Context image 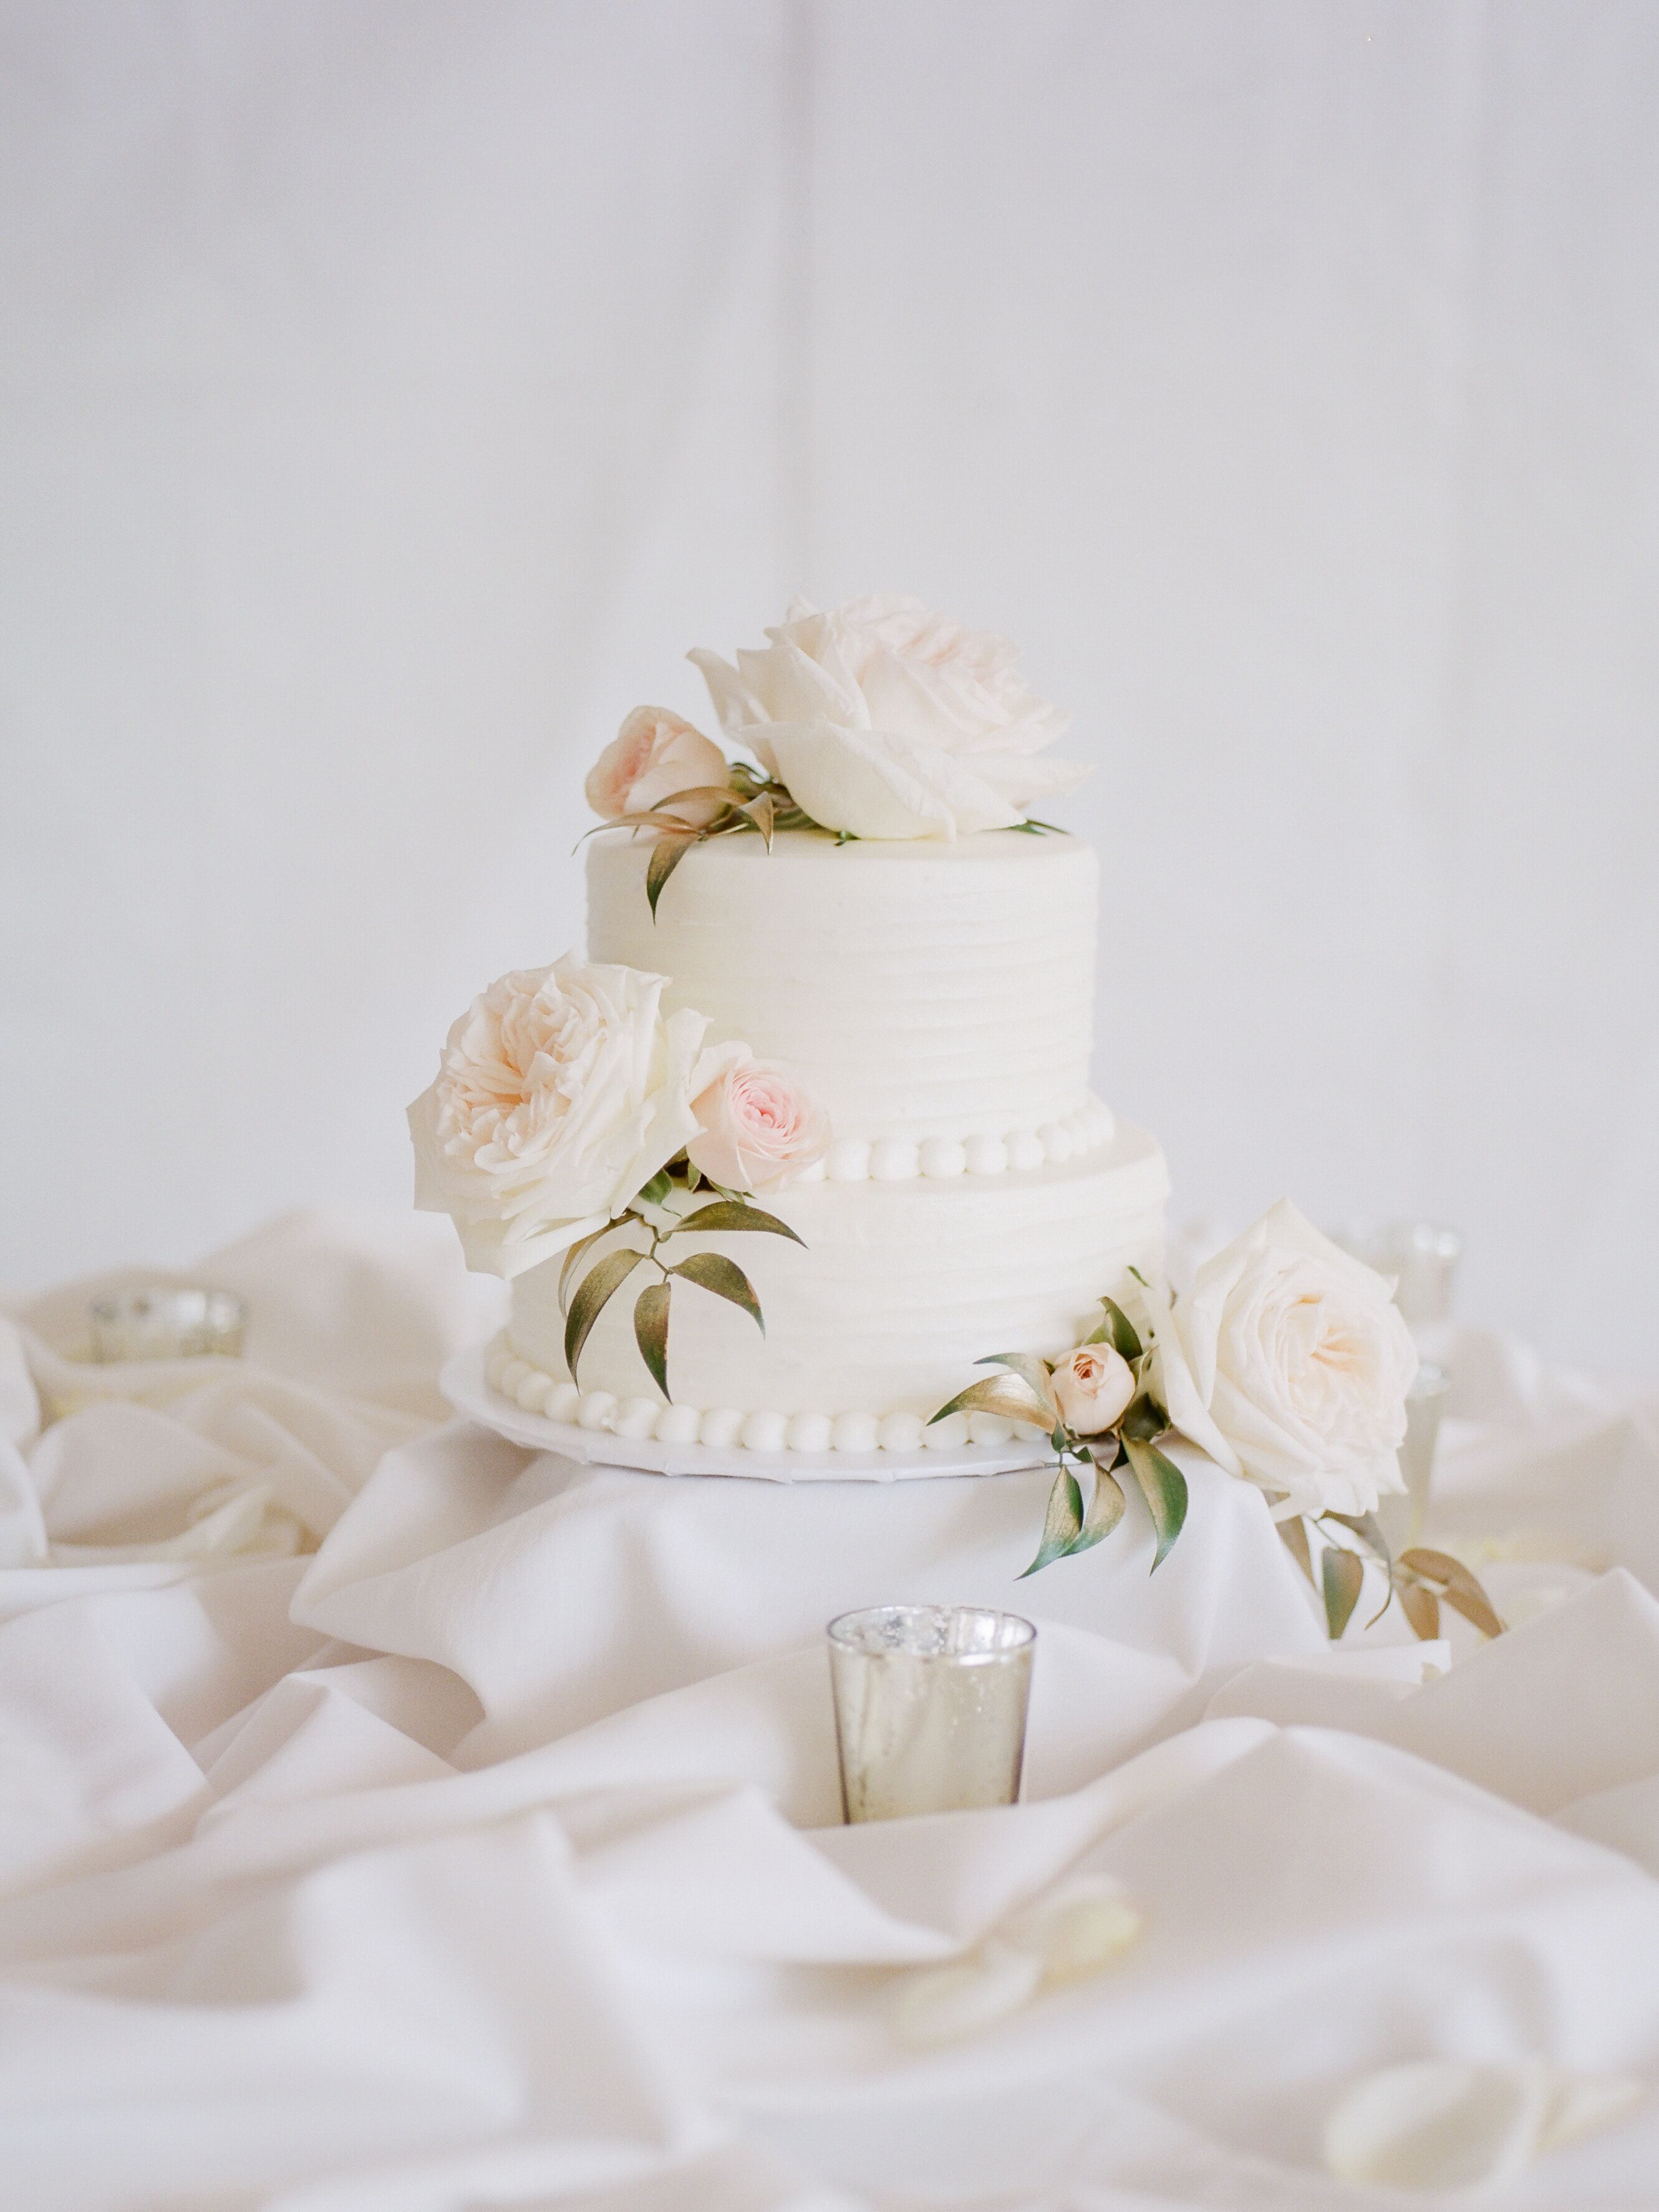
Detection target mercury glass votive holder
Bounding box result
[826,1604,1036,1825]
[88,1288,248,1364]
[1330,1221,1463,1331]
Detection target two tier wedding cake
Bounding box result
[519,825,1168,1448]
[414,595,1459,1619]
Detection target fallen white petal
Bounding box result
[889,1941,1042,2049]
[1538,2072,1646,2151]
[999,1875,1144,1986]
[1324,2060,1551,2193]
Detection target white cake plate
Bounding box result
[439,1344,1052,1485]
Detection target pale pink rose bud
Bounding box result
[585,706,732,830]
[1050,1344,1136,1436]
[686,1059,831,1193]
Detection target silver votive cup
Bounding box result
[1379,1361,1451,1552]
[1331,1220,1462,1331]
[826,1604,1036,1824]
[89,1288,248,1363]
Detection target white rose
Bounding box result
[1146,1201,1418,1518]
[585,706,732,830]
[1050,1343,1136,1435]
[687,1057,831,1192]
[409,956,721,1279]
[688,594,1086,841]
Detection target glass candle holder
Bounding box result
[826,1604,1036,1824]
[1330,1221,1462,1331]
[1378,1361,1451,1552]
[88,1288,248,1364]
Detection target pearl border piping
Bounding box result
[483,1336,1018,1455]
[796,1098,1113,1185]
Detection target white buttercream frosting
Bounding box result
[499,815,1168,1442]
[586,828,1099,1145]
[506,1122,1168,1423]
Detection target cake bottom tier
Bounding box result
[501,1122,1169,1453]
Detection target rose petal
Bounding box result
[767,720,1023,841]
[889,1941,1043,2049]
[1324,2060,1552,2193]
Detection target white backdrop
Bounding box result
[3,1,1657,1372]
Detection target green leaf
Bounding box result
[1323,1509,1391,1574]
[974,1352,1056,1410]
[665,1198,806,1248]
[1322,1544,1365,1641]
[632,1279,672,1397]
[930,1372,1055,1430]
[559,1224,617,1314]
[1398,1579,1441,1641]
[834,828,856,846]
[1278,1513,1317,1586]
[667,1251,765,1334]
[741,792,776,847]
[646,833,697,919]
[564,1248,646,1383]
[1018,1467,1085,1577]
[1323,1509,1395,1627]
[1118,1392,1169,1444]
[635,1169,674,1210]
[1400,1548,1505,1639]
[607,801,720,835]
[1086,1296,1143,1363]
[1066,1460,1126,1555]
[1123,1437,1189,1569]
[656,784,739,818]
[1439,1584,1506,1640]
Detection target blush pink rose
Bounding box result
[687,1059,831,1192]
[1050,1344,1136,1435]
[585,706,732,830]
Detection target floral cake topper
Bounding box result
[584,595,1088,911]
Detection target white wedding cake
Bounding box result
[413,604,1438,1603]
[503,828,1169,1448]
[409,595,1168,1457]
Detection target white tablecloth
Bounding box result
[4,1215,1659,2210]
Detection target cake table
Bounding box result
[2,1216,1658,2210]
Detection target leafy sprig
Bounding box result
[559,1164,805,1399]
[585,763,834,918]
[930,1295,1189,1579]
[1279,1514,1504,1644]
[594,762,1066,916]
[933,1294,1506,1644]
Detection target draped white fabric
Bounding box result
[3,2,1658,1369]
[4,1214,1659,2206]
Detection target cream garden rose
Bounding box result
[689,594,1086,841]
[687,1057,830,1193]
[409,956,721,1278]
[585,706,732,830]
[1050,1343,1136,1436]
[1146,1201,1418,1518]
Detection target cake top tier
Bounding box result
[586,827,1099,1147]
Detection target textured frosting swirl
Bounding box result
[585,828,1098,1144]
